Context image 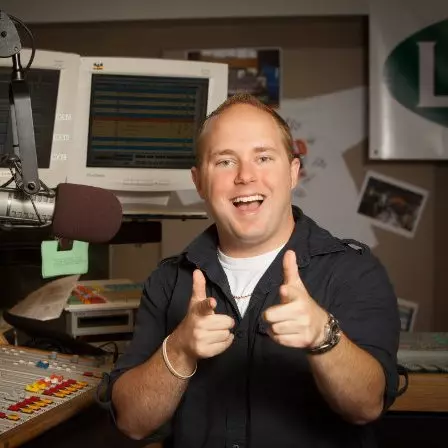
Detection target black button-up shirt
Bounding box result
[99,206,400,448]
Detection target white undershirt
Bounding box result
[217,245,285,317]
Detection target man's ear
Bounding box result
[191,166,205,199]
[290,157,300,189]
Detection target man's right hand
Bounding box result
[170,269,235,361]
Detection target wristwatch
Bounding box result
[307,313,342,355]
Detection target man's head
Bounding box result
[195,93,295,167]
[191,94,300,257]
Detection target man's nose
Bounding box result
[235,161,256,184]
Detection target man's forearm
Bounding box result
[307,333,385,425]
[112,337,196,440]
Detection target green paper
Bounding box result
[41,240,89,278]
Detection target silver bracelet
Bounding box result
[162,335,197,380]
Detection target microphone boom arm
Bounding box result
[0,11,40,195]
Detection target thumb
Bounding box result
[282,250,302,286]
[190,269,215,315]
[190,269,207,304]
[280,251,306,302]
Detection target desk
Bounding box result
[17,373,447,448]
[390,373,448,412]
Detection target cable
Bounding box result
[9,14,35,71]
[97,341,119,363]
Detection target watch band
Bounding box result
[306,313,341,355]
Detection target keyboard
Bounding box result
[398,332,448,373]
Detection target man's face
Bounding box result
[192,104,300,256]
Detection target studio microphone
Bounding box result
[0,12,123,245]
[0,182,123,243]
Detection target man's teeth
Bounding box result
[232,195,264,204]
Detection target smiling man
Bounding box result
[192,100,298,259]
[99,94,400,448]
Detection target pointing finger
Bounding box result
[279,283,297,304]
[195,297,216,316]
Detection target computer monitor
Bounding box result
[67,56,228,198]
[0,49,80,189]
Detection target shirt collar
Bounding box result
[183,205,346,272]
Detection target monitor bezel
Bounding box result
[68,56,228,192]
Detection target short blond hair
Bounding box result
[195,93,295,166]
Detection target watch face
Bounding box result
[324,323,331,340]
[307,314,341,355]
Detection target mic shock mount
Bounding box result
[0,154,55,230]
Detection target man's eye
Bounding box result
[217,160,233,167]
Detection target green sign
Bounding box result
[384,18,448,127]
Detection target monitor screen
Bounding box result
[68,56,228,197]
[87,73,209,170]
[0,49,80,188]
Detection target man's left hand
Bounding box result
[263,250,329,349]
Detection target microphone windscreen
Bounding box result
[52,183,122,243]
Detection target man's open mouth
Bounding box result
[231,194,265,212]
